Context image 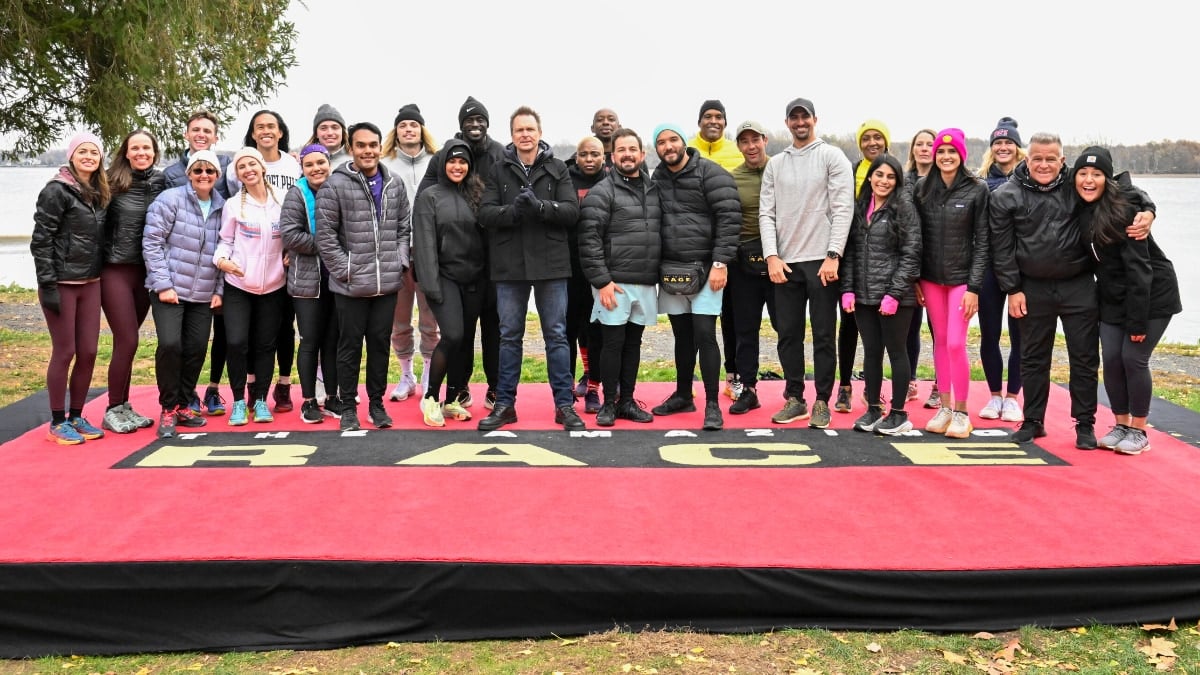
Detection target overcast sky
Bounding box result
[223,0,1192,152]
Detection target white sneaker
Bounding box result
[1000,397,1024,422]
[979,396,1003,420]
[389,373,418,401]
[925,406,953,434]
[944,411,973,438]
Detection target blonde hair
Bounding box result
[382,125,438,160]
[236,157,281,219]
[978,144,1028,178]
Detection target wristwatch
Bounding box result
[826,251,840,260]
[712,261,727,269]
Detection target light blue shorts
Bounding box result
[591,283,659,326]
[657,279,722,316]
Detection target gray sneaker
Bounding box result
[771,397,809,424]
[1115,428,1150,455]
[122,402,155,428]
[808,400,831,429]
[1097,424,1129,450]
[102,405,138,434]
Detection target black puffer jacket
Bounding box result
[913,171,990,292]
[105,168,166,265]
[31,167,107,285]
[578,173,662,287]
[412,140,486,302]
[478,141,579,282]
[316,161,410,297]
[280,178,325,299]
[418,133,505,196]
[652,148,740,266]
[841,196,922,306]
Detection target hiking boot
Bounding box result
[47,420,86,445]
[203,386,226,416]
[944,411,973,439]
[923,386,941,409]
[478,403,517,431]
[102,405,138,434]
[339,407,361,431]
[652,392,696,416]
[834,385,852,413]
[175,405,207,428]
[252,398,274,423]
[724,373,743,401]
[595,402,617,427]
[484,388,497,410]
[771,397,809,424]
[729,387,761,415]
[420,397,445,427]
[1000,397,1024,422]
[1098,424,1130,450]
[574,373,589,398]
[555,405,586,430]
[228,400,249,426]
[389,374,417,402]
[156,410,177,440]
[906,380,919,402]
[925,407,953,434]
[808,400,831,429]
[584,388,601,414]
[123,402,154,428]
[979,396,1003,420]
[1115,428,1150,455]
[455,388,474,408]
[300,399,323,424]
[272,382,293,412]
[853,406,884,432]
[617,398,653,423]
[369,400,393,428]
[1011,420,1046,443]
[1075,423,1096,450]
[442,400,471,421]
[875,410,913,436]
[702,400,724,431]
[69,416,104,440]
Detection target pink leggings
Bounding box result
[41,281,102,413]
[920,280,970,403]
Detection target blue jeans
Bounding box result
[495,279,573,408]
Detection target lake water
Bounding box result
[2,167,1198,343]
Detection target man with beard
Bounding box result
[577,129,660,426]
[418,96,506,411]
[759,97,855,430]
[650,123,741,431]
[476,106,584,432]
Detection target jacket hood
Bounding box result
[503,139,554,165]
[52,165,83,192]
[437,139,476,187]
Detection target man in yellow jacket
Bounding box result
[689,99,742,172]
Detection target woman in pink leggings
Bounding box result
[912,128,990,439]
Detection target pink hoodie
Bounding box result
[214,188,286,294]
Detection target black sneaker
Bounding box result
[484,388,497,410]
[555,405,586,430]
[339,407,361,431]
[702,400,724,431]
[853,406,884,432]
[1075,423,1096,450]
[301,399,323,424]
[368,400,392,429]
[583,388,601,414]
[1011,420,1046,443]
[616,399,653,423]
[273,382,293,413]
[478,403,517,431]
[729,388,761,415]
[595,402,617,427]
[874,410,913,436]
[323,396,343,419]
[651,392,696,416]
[157,409,177,439]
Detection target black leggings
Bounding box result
[856,306,915,409]
[599,322,645,402]
[293,288,338,401]
[1100,318,1170,418]
[668,313,720,401]
[426,276,484,403]
[222,285,285,403]
[838,307,858,386]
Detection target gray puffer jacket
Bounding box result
[316,161,410,298]
[142,184,225,303]
[280,178,324,299]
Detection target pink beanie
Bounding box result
[932,128,967,164]
[66,131,103,159]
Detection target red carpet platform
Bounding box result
[2,381,1199,656]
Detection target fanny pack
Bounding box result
[738,238,768,276]
[659,260,706,296]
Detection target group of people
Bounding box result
[31,96,1180,456]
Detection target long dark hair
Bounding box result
[856,154,905,215]
[106,129,160,194]
[1080,173,1133,247]
[243,109,291,153]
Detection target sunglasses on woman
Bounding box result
[190,167,218,176]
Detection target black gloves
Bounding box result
[511,187,542,221]
[39,283,60,315]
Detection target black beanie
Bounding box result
[990,116,1022,148]
[698,99,726,123]
[1074,146,1114,180]
[458,96,489,127]
[446,143,472,167]
[394,103,424,127]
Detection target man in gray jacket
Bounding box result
[317,122,411,431]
